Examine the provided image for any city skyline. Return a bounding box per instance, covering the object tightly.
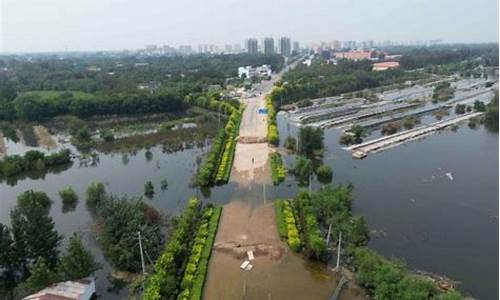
[1,0,499,53]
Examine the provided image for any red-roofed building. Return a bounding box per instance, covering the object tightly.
[373,61,400,71]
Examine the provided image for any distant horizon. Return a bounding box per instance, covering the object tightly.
[1,40,499,56]
[2,0,499,53]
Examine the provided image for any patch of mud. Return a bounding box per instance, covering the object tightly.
[33,125,57,149]
[214,242,284,260]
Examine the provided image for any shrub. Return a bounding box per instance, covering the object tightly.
[316,165,332,184]
[270,152,286,185]
[274,200,301,252]
[59,187,78,211]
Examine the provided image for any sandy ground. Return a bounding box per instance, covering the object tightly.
[231,94,271,186]
[33,125,57,149]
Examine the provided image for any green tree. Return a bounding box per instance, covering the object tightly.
[298,126,324,156]
[316,165,333,184]
[293,156,313,185]
[86,182,107,211]
[15,258,59,298]
[10,191,62,269]
[59,187,78,212]
[58,233,100,280]
[144,181,155,199]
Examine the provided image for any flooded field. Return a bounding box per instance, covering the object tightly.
[0,76,497,298]
[278,106,498,299]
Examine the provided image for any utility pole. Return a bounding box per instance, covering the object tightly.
[326,223,332,247]
[335,231,342,271]
[308,173,312,197]
[137,231,146,277]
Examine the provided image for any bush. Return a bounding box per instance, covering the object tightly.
[59,187,78,211]
[316,165,332,184]
[284,136,296,151]
[455,104,466,115]
[274,200,301,252]
[270,152,286,185]
[266,95,279,146]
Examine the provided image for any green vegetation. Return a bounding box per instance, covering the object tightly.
[392,44,499,70]
[142,198,201,300]
[293,190,328,260]
[284,136,297,151]
[454,104,466,115]
[59,187,78,212]
[178,205,222,300]
[340,125,367,145]
[381,122,401,135]
[316,165,332,184]
[85,183,164,272]
[351,247,463,300]
[214,108,242,184]
[432,82,455,103]
[0,149,72,178]
[0,54,284,121]
[484,91,499,132]
[196,97,242,186]
[0,191,99,298]
[473,100,486,112]
[144,181,155,199]
[298,126,324,156]
[274,200,301,252]
[269,59,428,105]
[269,152,286,185]
[292,156,313,185]
[160,178,169,190]
[402,116,421,129]
[266,94,279,145]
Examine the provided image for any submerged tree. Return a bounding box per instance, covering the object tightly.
[58,233,100,280]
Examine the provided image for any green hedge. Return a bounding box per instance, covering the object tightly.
[266,95,279,146]
[215,108,242,184]
[269,152,286,185]
[274,200,301,252]
[178,205,222,300]
[196,97,242,186]
[143,198,201,300]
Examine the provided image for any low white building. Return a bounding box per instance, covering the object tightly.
[238,65,272,79]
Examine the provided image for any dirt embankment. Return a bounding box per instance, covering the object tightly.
[33,125,57,149]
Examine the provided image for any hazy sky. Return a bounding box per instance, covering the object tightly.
[1,0,498,53]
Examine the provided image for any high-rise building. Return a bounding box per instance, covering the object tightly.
[264,38,275,54]
[233,43,241,53]
[224,44,233,53]
[332,40,341,50]
[279,37,291,57]
[292,41,300,53]
[246,38,258,54]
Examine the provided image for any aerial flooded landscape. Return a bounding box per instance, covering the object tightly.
[1,1,499,300]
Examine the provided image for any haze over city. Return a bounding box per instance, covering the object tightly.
[1,0,499,53]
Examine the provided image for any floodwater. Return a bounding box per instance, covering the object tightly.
[278,110,499,299]
[0,107,498,299]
